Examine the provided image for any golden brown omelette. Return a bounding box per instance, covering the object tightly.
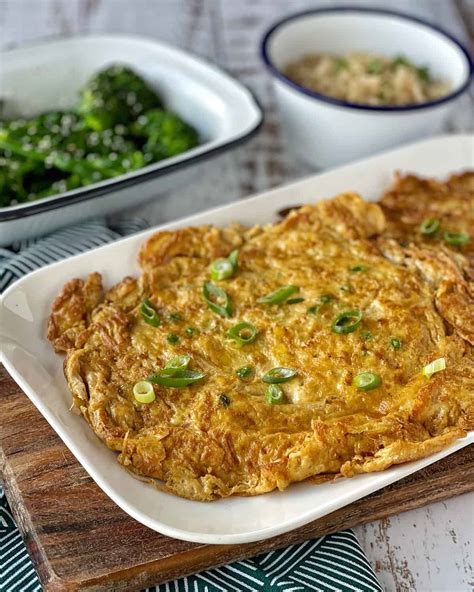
[48,173,474,501]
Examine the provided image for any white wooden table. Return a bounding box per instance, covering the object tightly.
[1,1,473,590]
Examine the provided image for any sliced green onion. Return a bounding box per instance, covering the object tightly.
[148,369,206,387]
[164,355,191,373]
[227,322,258,348]
[353,371,381,391]
[209,249,239,280]
[360,330,373,341]
[417,66,430,81]
[262,367,297,384]
[210,258,233,280]
[169,312,182,322]
[133,380,155,403]
[393,55,411,68]
[350,265,367,273]
[265,384,287,405]
[287,297,305,304]
[367,60,382,74]
[185,326,198,336]
[339,285,352,293]
[203,281,233,318]
[307,305,320,315]
[228,249,239,269]
[390,337,402,350]
[320,294,334,304]
[236,365,253,379]
[257,285,299,305]
[334,57,348,73]
[443,231,470,246]
[420,218,440,236]
[422,357,446,378]
[219,394,231,408]
[166,333,179,344]
[140,298,160,327]
[332,309,362,334]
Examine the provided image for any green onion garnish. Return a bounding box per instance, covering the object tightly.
[353,371,381,391]
[307,305,320,315]
[320,294,334,304]
[203,281,233,318]
[443,231,470,246]
[169,312,182,322]
[332,309,362,334]
[236,365,253,379]
[265,384,287,405]
[133,380,155,404]
[334,57,348,73]
[209,249,239,281]
[164,355,191,373]
[166,333,179,344]
[219,394,231,407]
[287,297,305,304]
[339,285,352,293]
[227,322,258,348]
[140,298,160,327]
[185,326,198,336]
[228,249,239,269]
[422,357,446,378]
[420,218,440,236]
[210,259,233,280]
[257,285,299,305]
[262,367,297,384]
[350,265,367,273]
[390,337,402,350]
[360,330,373,341]
[393,55,410,68]
[417,66,430,81]
[148,369,206,388]
[367,60,382,74]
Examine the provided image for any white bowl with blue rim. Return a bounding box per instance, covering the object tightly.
[261,7,472,170]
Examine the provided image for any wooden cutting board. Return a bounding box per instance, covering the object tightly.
[1,365,473,592]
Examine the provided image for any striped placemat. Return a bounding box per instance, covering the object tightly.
[0,219,383,592]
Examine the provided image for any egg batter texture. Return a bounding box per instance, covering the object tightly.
[48,175,474,501]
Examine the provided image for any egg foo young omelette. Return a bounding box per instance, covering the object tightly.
[47,173,474,501]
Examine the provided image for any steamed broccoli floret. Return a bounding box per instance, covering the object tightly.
[131,109,199,160]
[0,112,143,183]
[0,151,45,203]
[78,65,162,132]
[0,149,68,204]
[0,111,137,158]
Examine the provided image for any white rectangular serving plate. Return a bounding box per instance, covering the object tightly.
[1,134,473,544]
[0,34,262,245]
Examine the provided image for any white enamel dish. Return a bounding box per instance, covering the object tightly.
[0,34,262,245]
[1,134,473,544]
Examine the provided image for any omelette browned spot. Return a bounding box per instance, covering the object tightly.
[48,183,474,501]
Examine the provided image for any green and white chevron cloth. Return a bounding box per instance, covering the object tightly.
[0,219,383,592]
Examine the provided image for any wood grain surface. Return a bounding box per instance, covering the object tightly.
[1,364,473,591]
[1,1,473,590]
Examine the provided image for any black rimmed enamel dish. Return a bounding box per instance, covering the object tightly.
[261,7,472,169]
[0,35,263,245]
